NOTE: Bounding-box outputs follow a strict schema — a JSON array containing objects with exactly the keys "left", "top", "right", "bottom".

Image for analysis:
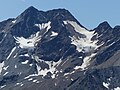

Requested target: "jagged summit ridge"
[{"left": 10, "top": 6, "right": 86, "bottom": 38}]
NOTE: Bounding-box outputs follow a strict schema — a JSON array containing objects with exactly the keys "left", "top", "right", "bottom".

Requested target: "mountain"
[{"left": 0, "top": 6, "right": 120, "bottom": 90}]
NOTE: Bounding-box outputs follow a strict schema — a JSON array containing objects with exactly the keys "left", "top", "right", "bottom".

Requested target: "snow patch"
[
  {"left": 70, "top": 71, "right": 75, "bottom": 74},
  {"left": 21, "top": 60, "right": 29, "bottom": 64},
  {"left": 14, "top": 32, "right": 41, "bottom": 49},
  {"left": 20, "top": 84, "right": 24, "bottom": 87},
  {"left": 35, "top": 21, "right": 51, "bottom": 33},
  {"left": 36, "top": 60, "right": 59, "bottom": 78},
  {"left": 63, "top": 21, "right": 68, "bottom": 25},
  {"left": 0, "top": 61, "right": 4, "bottom": 74},
  {"left": 0, "top": 85, "right": 6, "bottom": 89},
  {"left": 64, "top": 20, "right": 100, "bottom": 53},
  {"left": 19, "top": 54, "right": 29, "bottom": 57},
  {"left": 33, "top": 79, "right": 37, "bottom": 83},
  {"left": 36, "top": 81, "right": 40, "bottom": 83},
  {"left": 29, "top": 64, "right": 33, "bottom": 67},
  {"left": 15, "top": 65, "right": 17, "bottom": 68},
  {"left": 24, "top": 74, "right": 38, "bottom": 79},
  {"left": 3, "top": 72, "right": 8, "bottom": 76},
  {"left": 24, "top": 54, "right": 29, "bottom": 57},
  {"left": 3, "top": 66, "right": 9, "bottom": 71},
  {"left": 26, "top": 56, "right": 62, "bottom": 78},
  {"left": 64, "top": 73, "right": 69, "bottom": 76},
  {"left": 71, "top": 78, "right": 74, "bottom": 81},
  {"left": 12, "top": 20, "right": 16, "bottom": 23},
  {"left": 55, "top": 83, "right": 57, "bottom": 86},
  {"left": 15, "top": 82, "right": 22, "bottom": 86},
  {"left": 70, "top": 34, "right": 97, "bottom": 53},
  {"left": 14, "top": 21, "right": 51, "bottom": 49},
  {"left": 28, "top": 78, "right": 33, "bottom": 81},
  {"left": 79, "top": 56, "right": 82, "bottom": 59},
  {"left": 13, "top": 53, "right": 18, "bottom": 58},
  {"left": 74, "top": 53, "right": 96, "bottom": 70},
  {"left": 103, "top": 82, "right": 110, "bottom": 89},
  {"left": 20, "top": 54, "right": 29, "bottom": 57},
  {"left": 16, "top": 82, "right": 24, "bottom": 87},
  {"left": 114, "top": 87, "right": 120, "bottom": 90},
  {"left": 51, "top": 31, "right": 58, "bottom": 37},
  {"left": 107, "top": 77, "right": 112, "bottom": 81},
  {"left": 7, "top": 47, "right": 16, "bottom": 60}
]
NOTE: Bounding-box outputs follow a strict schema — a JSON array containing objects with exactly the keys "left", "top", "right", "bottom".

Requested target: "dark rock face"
[{"left": 0, "top": 6, "right": 120, "bottom": 90}]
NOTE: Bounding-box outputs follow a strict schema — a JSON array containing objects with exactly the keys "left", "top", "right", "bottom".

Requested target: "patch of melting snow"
[
  {"left": 7, "top": 47, "right": 16, "bottom": 60},
  {"left": 24, "top": 54, "right": 29, "bottom": 57},
  {"left": 51, "top": 74, "right": 56, "bottom": 79},
  {"left": 107, "top": 77, "right": 112, "bottom": 81},
  {"left": 35, "top": 21, "right": 51, "bottom": 33},
  {"left": 3, "top": 66, "right": 9, "bottom": 70},
  {"left": 114, "top": 87, "right": 120, "bottom": 90},
  {"left": 20, "top": 54, "right": 29, "bottom": 57},
  {"left": 28, "top": 78, "right": 33, "bottom": 81},
  {"left": 0, "top": 61, "right": 4, "bottom": 74},
  {"left": 29, "top": 64, "right": 33, "bottom": 67},
  {"left": 74, "top": 53, "right": 96, "bottom": 70},
  {"left": 34, "top": 56, "right": 62, "bottom": 78},
  {"left": 64, "top": 73, "right": 70, "bottom": 76},
  {"left": 25, "top": 56, "right": 62, "bottom": 79},
  {"left": 71, "top": 78, "right": 74, "bottom": 81},
  {"left": 79, "top": 56, "right": 82, "bottom": 59},
  {"left": 33, "top": 79, "right": 37, "bottom": 83},
  {"left": 15, "top": 83, "right": 21, "bottom": 86},
  {"left": 16, "top": 83, "right": 20, "bottom": 85},
  {"left": 36, "top": 81, "right": 40, "bottom": 83},
  {"left": 13, "top": 53, "right": 18, "bottom": 58},
  {"left": 63, "top": 20, "right": 99, "bottom": 53},
  {"left": 20, "top": 84, "right": 24, "bottom": 87},
  {"left": 63, "top": 21, "right": 68, "bottom": 25},
  {"left": 14, "top": 32, "right": 41, "bottom": 49},
  {"left": 70, "top": 71, "right": 75, "bottom": 74},
  {"left": 60, "top": 69, "right": 63, "bottom": 73},
  {"left": 64, "top": 70, "right": 76, "bottom": 76},
  {"left": 70, "top": 35, "right": 97, "bottom": 53},
  {"left": 15, "top": 65, "right": 17, "bottom": 68},
  {"left": 51, "top": 31, "right": 58, "bottom": 37},
  {"left": 55, "top": 83, "right": 57, "bottom": 86},
  {"left": 14, "top": 21, "right": 51, "bottom": 49},
  {"left": 103, "top": 82, "right": 110, "bottom": 89},
  {"left": 12, "top": 20, "right": 16, "bottom": 23},
  {"left": 0, "top": 85, "right": 6, "bottom": 89},
  {"left": 16, "top": 82, "right": 23, "bottom": 87},
  {"left": 3, "top": 72, "right": 8, "bottom": 76},
  {"left": 21, "top": 60, "right": 29, "bottom": 64},
  {"left": 24, "top": 75, "right": 35, "bottom": 79}
]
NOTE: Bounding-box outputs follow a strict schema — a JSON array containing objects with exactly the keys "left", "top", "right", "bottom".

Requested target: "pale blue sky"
[{"left": 0, "top": 0, "right": 120, "bottom": 29}]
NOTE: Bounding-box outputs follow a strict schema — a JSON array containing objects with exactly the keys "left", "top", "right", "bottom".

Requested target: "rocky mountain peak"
[
  {"left": 22, "top": 6, "right": 39, "bottom": 15},
  {"left": 98, "top": 21, "right": 111, "bottom": 29},
  {"left": 0, "top": 7, "right": 120, "bottom": 90},
  {"left": 93, "top": 21, "right": 112, "bottom": 35}
]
